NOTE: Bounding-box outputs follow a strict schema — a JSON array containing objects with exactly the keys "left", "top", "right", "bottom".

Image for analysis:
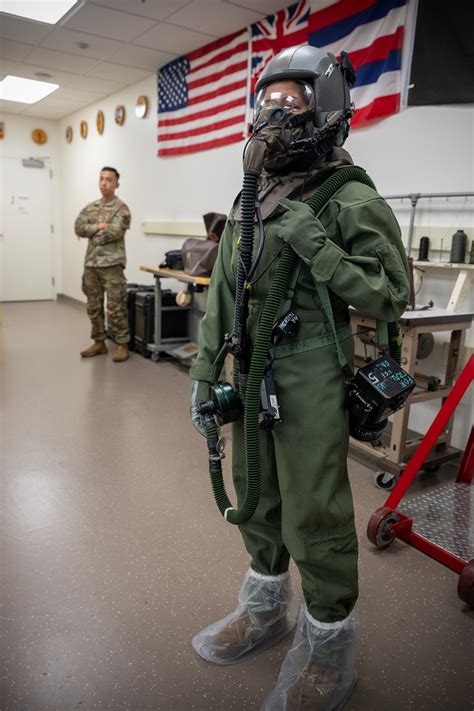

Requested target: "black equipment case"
[
  {"left": 106, "top": 283, "right": 153, "bottom": 350},
  {"left": 134, "top": 289, "right": 189, "bottom": 358}
]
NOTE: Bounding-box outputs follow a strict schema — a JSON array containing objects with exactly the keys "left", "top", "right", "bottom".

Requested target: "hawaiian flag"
[
  {"left": 307, "top": 0, "right": 414, "bottom": 127},
  {"left": 249, "top": 0, "right": 414, "bottom": 129},
  {"left": 249, "top": 0, "right": 311, "bottom": 111}
]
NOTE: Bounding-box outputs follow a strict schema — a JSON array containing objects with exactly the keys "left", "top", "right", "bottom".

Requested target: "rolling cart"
[{"left": 367, "top": 355, "right": 474, "bottom": 607}]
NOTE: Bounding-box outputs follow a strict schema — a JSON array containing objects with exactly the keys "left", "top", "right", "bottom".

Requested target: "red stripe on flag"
[
  {"left": 158, "top": 97, "right": 245, "bottom": 127},
  {"left": 251, "top": 26, "right": 309, "bottom": 54},
  {"left": 345, "top": 27, "right": 404, "bottom": 69},
  {"left": 192, "top": 42, "right": 248, "bottom": 73},
  {"left": 187, "top": 30, "right": 245, "bottom": 62},
  {"left": 308, "top": 0, "right": 375, "bottom": 32},
  {"left": 158, "top": 132, "right": 244, "bottom": 156},
  {"left": 188, "top": 78, "right": 247, "bottom": 106},
  {"left": 159, "top": 114, "right": 245, "bottom": 141},
  {"left": 351, "top": 93, "right": 400, "bottom": 127},
  {"left": 188, "top": 60, "right": 247, "bottom": 91}
]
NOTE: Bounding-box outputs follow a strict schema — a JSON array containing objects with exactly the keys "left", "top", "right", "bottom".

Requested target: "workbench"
[
  {"left": 140, "top": 266, "right": 210, "bottom": 362},
  {"left": 349, "top": 307, "right": 473, "bottom": 488}
]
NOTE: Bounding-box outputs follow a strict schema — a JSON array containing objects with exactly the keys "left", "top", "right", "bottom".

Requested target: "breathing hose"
[
  {"left": 233, "top": 170, "right": 259, "bottom": 374},
  {"left": 206, "top": 165, "right": 385, "bottom": 525}
]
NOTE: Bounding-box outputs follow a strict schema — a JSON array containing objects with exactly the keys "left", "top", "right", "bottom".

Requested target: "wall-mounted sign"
[
  {"left": 115, "top": 105, "right": 125, "bottom": 125},
  {"left": 80, "top": 121, "right": 88, "bottom": 139},
  {"left": 65, "top": 126, "right": 73, "bottom": 143},
  {"left": 96, "top": 110, "right": 104, "bottom": 135},
  {"left": 135, "top": 95, "right": 148, "bottom": 119},
  {"left": 32, "top": 128, "right": 47, "bottom": 144}
]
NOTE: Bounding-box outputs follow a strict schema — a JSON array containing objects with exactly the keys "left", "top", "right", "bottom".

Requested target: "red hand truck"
[{"left": 367, "top": 355, "right": 474, "bottom": 607}]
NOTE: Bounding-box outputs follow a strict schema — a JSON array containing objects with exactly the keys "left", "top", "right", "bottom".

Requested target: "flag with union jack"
[
  {"left": 249, "top": 0, "right": 416, "bottom": 130},
  {"left": 249, "top": 0, "right": 311, "bottom": 113}
]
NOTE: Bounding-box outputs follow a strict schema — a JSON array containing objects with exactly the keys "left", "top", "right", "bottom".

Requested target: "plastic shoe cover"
[
  {"left": 261, "top": 607, "right": 358, "bottom": 710},
  {"left": 192, "top": 569, "right": 299, "bottom": 665}
]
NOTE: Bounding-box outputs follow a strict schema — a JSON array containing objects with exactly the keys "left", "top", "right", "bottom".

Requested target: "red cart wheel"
[
  {"left": 367, "top": 507, "right": 400, "bottom": 549},
  {"left": 458, "top": 560, "right": 474, "bottom": 608}
]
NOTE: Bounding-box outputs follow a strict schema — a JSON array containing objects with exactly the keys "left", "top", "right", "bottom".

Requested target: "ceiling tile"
[
  {"left": 0, "top": 39, "right": 34, "bottom": 62},
  {"left": 1, "top": 62, "right": 79, "bottom": 85},
  {"left": 224, "top": 0, "right": 290, "bottom": 15},
  {"left": 53, "top": 85, "right": 104, "bottom": 102},
  {"left": 167, "top": 0, "right": 263, "bottom": 35},
  {"left": 85, "top": 62, "right": 150, "bottom": 83},
  {"left": 0, "top": 58, "right": 19, "bottom": 78},
  {"left": 0, "top": 14, "right": 53, "bottom": 43},
  {"left": 59, "top": 74, "right": 125, "bottom": 93},
  {"left": 39, "top": 27, "right": 124, "bottom": 61},
  {"left": 92, "top": 0, "right": 193, "bottom": 22},
  {"left": 0, "top": 98, "right": 29, "bottom": 114},
  {"left": 62, "top": 3, "right": 157, "bottom": 42},
  {"left": 133, "top": 22, "right": 215, "bottom": 53},
  {"left": 106, "top": 43, "right": 176, "bottom": 71},
  {"left": 21, "top": 103, "right": 83, "bottom": 119},
  {"left": 23, "top": 46, "right": 100, "bottom": 73}
]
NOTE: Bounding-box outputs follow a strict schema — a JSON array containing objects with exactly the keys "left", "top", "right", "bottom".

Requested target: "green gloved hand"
[{"left": 276, "top": 198, "right": 326, "bottom": 264}]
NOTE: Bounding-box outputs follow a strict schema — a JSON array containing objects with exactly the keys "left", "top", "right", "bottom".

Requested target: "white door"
[{"left": 0, "top": 156, "right": 54, "bottom": 301}]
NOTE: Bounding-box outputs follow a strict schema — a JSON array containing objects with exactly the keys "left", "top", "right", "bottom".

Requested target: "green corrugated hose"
[{"left": 207, "top": 165, "right": 381, "bottom": 525}]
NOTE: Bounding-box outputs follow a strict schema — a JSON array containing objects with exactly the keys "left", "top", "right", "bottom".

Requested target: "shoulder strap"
[{"left": 305, "top": 166, "right": 392, "bottom": 376}]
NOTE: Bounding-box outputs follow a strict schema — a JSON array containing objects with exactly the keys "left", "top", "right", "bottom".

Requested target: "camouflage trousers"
[{"left": 82, "top": 265, "right": 129, "bottom": 344}]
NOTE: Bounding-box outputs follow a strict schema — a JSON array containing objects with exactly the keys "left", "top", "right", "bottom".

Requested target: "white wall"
[
  {"left": 0, "top": 113, "right": 63, "bottom": 294},
  {"left": 57, "top": 73, "right": 246, "bottom": 300}
]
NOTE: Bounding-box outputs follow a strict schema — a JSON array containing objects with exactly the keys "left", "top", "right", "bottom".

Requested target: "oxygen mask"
[{"left": 243, "top": 81, "right": 315, "bottom": 175}]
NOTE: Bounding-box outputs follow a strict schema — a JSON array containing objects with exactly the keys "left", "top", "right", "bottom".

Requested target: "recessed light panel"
[
  {"left": 0, "top": 76, "right": 59, "bottom": 103},
  {"left": 0, "top": 1, "right": 79, "bottom": 24}
]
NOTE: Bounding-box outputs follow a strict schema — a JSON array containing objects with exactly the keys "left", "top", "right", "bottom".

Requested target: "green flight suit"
[{"left": 191, "top": 153, "right": 409, "bottom": 623}]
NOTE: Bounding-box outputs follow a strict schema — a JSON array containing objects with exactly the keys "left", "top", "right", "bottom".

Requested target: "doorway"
[{"left": 0, "top": 156, "right": 55, "bottom": 301}]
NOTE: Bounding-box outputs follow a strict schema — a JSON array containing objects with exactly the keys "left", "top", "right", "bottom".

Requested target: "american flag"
[{"left": 157, "top": 29, "right": 249, "bottom": 157}]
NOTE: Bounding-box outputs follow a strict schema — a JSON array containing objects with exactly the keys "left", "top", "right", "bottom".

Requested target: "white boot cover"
[
  {"left": 192, "top": 569, "right": 299, "bottom": 665},
  {"left": 261, "top": 607, "right": 358, "bottom": 710}
]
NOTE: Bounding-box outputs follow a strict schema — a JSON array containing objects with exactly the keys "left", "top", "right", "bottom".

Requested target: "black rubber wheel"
[
  {"left": 458, "top": 560, "right": 474, "bottom": 608},
  {"left": 375, "top": 471, "right": 396, "bottom": 491},
  {"left": 422, "top": 463, "right": 440, "bottom": 474}
]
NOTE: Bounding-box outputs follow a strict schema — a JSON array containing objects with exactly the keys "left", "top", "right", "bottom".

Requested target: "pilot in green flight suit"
[{"left": 190, "top": 45, "right": 409, "bottom": 710}]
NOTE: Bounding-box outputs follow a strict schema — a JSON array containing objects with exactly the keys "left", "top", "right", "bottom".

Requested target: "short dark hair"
[{"left": 101, "top": 166, "right": 120, "bottom": 180}]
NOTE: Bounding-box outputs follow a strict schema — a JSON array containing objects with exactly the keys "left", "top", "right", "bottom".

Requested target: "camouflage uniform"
[{"left": 75, "top": 197, "right": 131, "bottom": 344}]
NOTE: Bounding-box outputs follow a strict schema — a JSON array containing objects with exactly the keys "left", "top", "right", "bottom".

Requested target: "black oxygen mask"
[{"left": 243, "top": 104, "right": 293, "bottom": 174}]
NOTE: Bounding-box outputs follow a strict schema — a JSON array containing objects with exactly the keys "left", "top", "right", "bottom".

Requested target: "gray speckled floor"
[{"left": 1, "top": 301, "right": 473, "bottom": 711}]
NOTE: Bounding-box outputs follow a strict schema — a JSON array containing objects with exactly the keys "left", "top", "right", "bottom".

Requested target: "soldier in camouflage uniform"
[{"left": 75, "top": 166, "right": 131, "bottom": 362}]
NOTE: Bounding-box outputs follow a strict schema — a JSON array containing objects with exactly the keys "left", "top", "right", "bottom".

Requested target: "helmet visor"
[{"left": 254, "top": 80, "right": 314, "bottom": 123}]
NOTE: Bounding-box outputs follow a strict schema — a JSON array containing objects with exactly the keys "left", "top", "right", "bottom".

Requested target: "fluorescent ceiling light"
[
  {"left": 0, "top": 1, "right": 79, "bottom": 24},
  {"left": 0, "top": 75, "right": 59, "bottom": 103}
]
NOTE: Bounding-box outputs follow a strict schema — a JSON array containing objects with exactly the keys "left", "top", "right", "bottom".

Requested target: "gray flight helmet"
[{"left": 255, "top": 45, "right": 353, "bottom": 130}]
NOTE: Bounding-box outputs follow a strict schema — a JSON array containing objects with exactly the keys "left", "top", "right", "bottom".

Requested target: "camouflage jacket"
[{"left": 74, "top": 196, "right": 131, "bottom": 268}]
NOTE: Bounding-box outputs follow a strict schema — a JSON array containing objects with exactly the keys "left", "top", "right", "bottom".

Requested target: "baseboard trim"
[{"left": 57, "top": 293, "right": 86, "bottom": 308}]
